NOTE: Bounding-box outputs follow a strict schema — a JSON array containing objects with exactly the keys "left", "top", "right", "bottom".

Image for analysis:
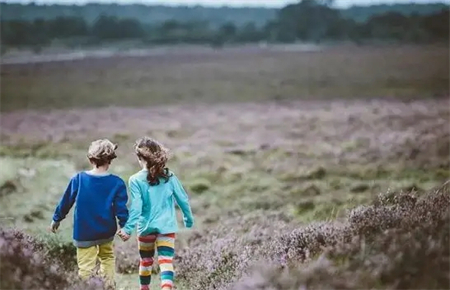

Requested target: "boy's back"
[{"left": 56, "top": 171, "right": 128, "bottom": 247}]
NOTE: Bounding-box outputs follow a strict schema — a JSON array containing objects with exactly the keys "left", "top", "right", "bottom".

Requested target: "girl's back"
[{"left": 123, "top": 169, "right": 193, "bottom": 236}]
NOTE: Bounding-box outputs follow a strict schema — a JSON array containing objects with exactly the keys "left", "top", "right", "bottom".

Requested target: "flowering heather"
[
  {"left": 173, "top": 182, "right": 450, "bottom": 290},
  {"left": 174, "top": 212, "right": 296, "bottom": 290},
  {"left": 0, "top": 228, "right": 106, "bottom": 290},
  {"left": 1, "top": 99, "right": 448, "bottom": 172}
]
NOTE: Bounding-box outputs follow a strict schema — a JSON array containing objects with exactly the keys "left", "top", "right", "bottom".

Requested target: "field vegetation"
[{"left": 0, "top": 44, "right": 449, "bottom": 289}]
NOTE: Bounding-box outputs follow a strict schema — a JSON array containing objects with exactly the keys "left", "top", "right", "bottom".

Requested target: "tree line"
[
  {"left": 1, "top": 1, "right": 447, "bottom": 26},
  {"left": 1, "top": 0, "right": 448, "bottom": 49}
]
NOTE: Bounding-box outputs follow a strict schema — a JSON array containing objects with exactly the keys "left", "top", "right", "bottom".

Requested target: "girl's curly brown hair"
[{"left": 134, "top": 137, "right": 172, "bottom": 186}]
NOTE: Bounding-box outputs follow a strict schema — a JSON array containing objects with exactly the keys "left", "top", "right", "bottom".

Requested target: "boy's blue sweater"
[{"left": 53, "top": 172, "right": 129, "bottom": 243}]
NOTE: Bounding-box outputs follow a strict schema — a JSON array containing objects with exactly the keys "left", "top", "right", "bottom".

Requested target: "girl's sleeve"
[
  {"left": 53, "top": 174, "right": 79, "bottom": 222},
  {"left": 122, "top": 177, "right": 142, "bottom": 235},
  {"left": 113, "top": 180, "right": 129, "bottom": 228},
  {"left": 172, "top": 175, "right": 194, "bottom": 228}
]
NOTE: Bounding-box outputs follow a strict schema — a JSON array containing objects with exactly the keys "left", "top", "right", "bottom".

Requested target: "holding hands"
[{"left": 116, "top": 229, "right": 130, "bottom": 241}]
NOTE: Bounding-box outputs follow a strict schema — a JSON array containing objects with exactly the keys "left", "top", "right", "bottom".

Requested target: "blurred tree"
[
  {"left": 0, "top": 2, "right": 445, "bottom": 27},
  {"left": 160, "top": 20, "right": 180, "bottom": 32},
  {"left": 0, "top": 1, "right": 448, "bottom": 48},
  {"left": 236, "top": 22, "right": 265, "bottom": 43},
  {"left": 92, "top": 15, "right": 120, "bottom": 39},
  {"left": 1, "top": 20, "right": 30, "bottom": 46},
  {"left": 422, "top": 9, "right": 449, "bottom": 41},
  {"left": 219, "top": 22, "right": 237, "bottom": 43},
  {"left": 92, "top": 15, "right": 144, "bottom": 40},
  {"left": 30, "top": 18, "right": 51, "bottom": 46},
  {"left": 47, "top": 17, "right": 89, "bottom": 38},
  {"left": 276, "top": 0, "right": 342, "bottom": 42},
  {"left": 1, "top": 18, "right": 50, "bottom": 46},
  {"left": 118, "top": 18, "right": 145, "bottom": 38}
]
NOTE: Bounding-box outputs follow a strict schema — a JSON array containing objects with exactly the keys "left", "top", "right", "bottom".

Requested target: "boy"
[{"left": 50, "top": 139, "right": 128, "bottom": 287}]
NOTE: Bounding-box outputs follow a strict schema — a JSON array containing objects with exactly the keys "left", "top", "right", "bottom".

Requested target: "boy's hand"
[
  {"left": 116, "top": 229, "right": 130, "bottom": 241},
  {"left": 50, "top": 221, "right": 60, "bottom": 233}
]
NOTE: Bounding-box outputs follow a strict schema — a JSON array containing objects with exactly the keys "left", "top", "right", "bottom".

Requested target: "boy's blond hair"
[{"left": 87, "top": 139, "right": 118, "bottom": 167}]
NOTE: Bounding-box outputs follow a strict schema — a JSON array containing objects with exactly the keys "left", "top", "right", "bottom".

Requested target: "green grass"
[
  {"left": 1, "top": 139, "right": 445, "bottom": 233},
  {"left": 0, "top": 157, "right": 75, "bottom": 234}
]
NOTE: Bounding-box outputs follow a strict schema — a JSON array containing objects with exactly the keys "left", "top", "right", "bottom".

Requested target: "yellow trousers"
[{"left": 76, "top": 241, "right": 115, "bottom": 286}]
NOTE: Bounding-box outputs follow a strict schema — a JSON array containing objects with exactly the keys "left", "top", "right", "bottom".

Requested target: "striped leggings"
[{"left": 138, "top": 233, "right": 175, "bottom": 290}]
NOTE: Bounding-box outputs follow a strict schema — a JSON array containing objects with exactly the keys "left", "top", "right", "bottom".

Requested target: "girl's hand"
[{"left": 116, "top": 229, "right": 130, "bottom": 241}]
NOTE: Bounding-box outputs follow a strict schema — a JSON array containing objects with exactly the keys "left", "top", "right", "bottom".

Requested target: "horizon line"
[{"left": 1, "top": 0, "right": 449, "bottom": 9}]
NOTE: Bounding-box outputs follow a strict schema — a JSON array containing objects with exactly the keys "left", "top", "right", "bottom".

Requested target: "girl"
[{"left": 118, "top": 137, "right": 194, "bottom": 290}]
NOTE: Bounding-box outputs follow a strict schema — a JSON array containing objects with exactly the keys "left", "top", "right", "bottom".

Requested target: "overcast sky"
[{"left": 3, "top": 0, "right": 449, "bottom": 8}]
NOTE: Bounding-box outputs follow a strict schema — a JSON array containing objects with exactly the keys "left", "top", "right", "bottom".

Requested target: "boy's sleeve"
[
  {"left": 114, "top": 179, "right": 129, "bottom": 228},
  {"left": 172, "top": 174, "right": 194, "bottom": 228},
  {"left": 53, "top": 174, "right": 79, "bottom": 222},
  {"left": 122, "top": 177, "right": 142, "bottom": 235}
]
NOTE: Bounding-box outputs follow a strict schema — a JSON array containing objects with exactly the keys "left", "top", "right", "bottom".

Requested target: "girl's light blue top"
[{"left": 122, "top": 170, "right": 194, "bottom": 236}]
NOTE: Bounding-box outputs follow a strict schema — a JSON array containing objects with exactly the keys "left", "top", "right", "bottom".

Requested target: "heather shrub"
[
  {"left": 175, "top": 212, "right": 297, "bottom": 290},
  {"left": 349, "top": 183, "right": 449, "bottom": 239},
  {"left": 176, "top": 213, "right": 351, "bottom": 289},
  {"left": 0, "top": 228, "right": 69, "bottom": 289},
  {"left": 233, "top": 256, "right": 346, "bottom": 290},
  {"left": 43, "top": 234, "right": 78, "bottom": 271},
  {"left": 116, "top": 239, "right": 140, "bottom": 274},
  {"left": 0, "top": 228, "right": 105, "bottom": 290},
  {"left": 231, "top": 182, "right": 450, "bottom": 290},
  {"left": 271, "top": 222, "right": 351, "bottom": 266}
]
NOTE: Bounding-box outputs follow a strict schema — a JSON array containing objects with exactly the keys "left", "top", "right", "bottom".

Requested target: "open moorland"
[{"left": 0, "top": 44, "right": 449, "bottom": 290}]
